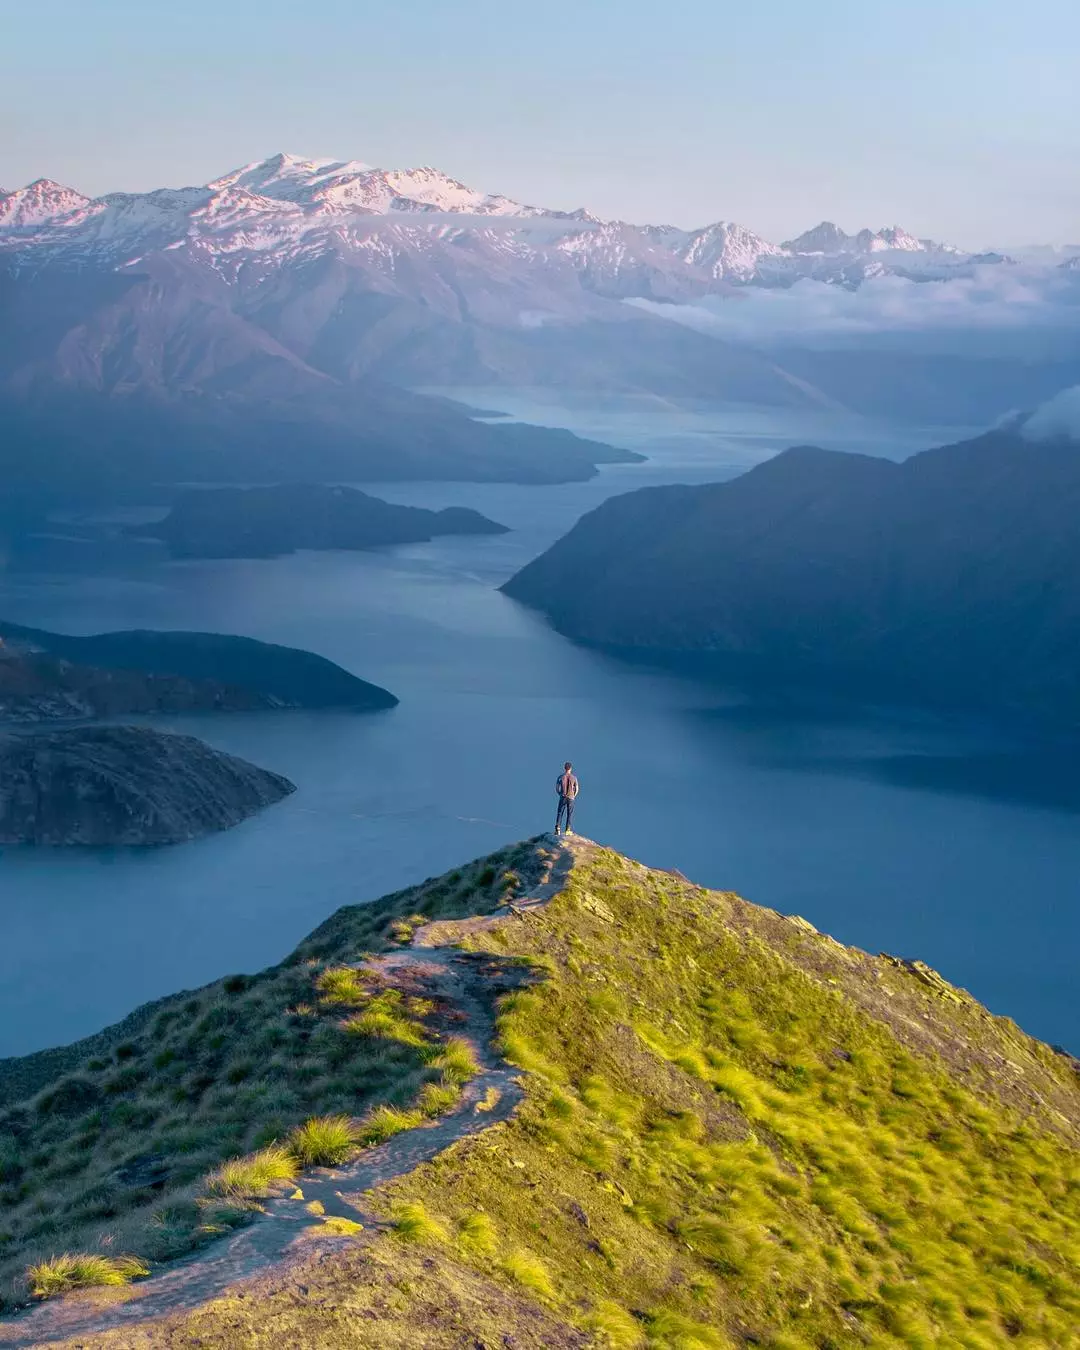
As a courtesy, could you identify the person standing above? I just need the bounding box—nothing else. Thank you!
[554,761,579,835]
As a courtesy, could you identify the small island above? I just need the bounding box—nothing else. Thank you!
[0,725,295,845]
[135,484,510,559]
[0,623,398,716]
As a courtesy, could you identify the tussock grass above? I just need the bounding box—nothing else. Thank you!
[27,1253,149,1299]
[0,844,519,1310]
[358,1105,423,1147]
[205,1144,297,1199]
[502,1248,555,1299]
[391,1201,449,1244]
[288,1115,362,1167]
[418,1080,461,1117]
[589,1300,646,1348]
[457,1210,498,1255]
[342,993,429,1048]
[368,845,1080,1349]
[429,1037,481,1085]
[314,966,366,1005]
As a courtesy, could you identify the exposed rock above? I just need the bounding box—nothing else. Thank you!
[881,954,965,1003]
[0,725,295,845]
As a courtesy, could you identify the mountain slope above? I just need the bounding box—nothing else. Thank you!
[1,152,1040,440]
[0,623,398,711]
[502,427,1080,724]
[0,837,1075,1345]
[0,725,295,845]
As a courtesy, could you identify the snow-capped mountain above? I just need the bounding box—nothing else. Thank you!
[0,152,987,295]
[2,151,1072,455]
[0,179,90,229]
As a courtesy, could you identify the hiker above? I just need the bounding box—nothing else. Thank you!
[554,761,579,836]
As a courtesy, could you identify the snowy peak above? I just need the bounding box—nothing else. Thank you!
[782,220,952,257]
[0,154,1009,297]
[856,225,926,253]
[204,156,540,219]
[680,220,787,279]
[0,178,89,229]
[208,153,373,201]
[781,221,851,254]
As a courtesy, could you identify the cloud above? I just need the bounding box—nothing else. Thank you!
[1021,384,1080,442]
[625,263,1080,360]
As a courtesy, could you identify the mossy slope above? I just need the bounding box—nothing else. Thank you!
[4,838,1080,1348]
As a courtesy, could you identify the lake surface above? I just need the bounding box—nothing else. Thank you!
[1,396,1076,1058]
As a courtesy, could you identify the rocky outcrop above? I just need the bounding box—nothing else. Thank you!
[136,483,509,559]
[0,725,295,845]
[0,622,398,714]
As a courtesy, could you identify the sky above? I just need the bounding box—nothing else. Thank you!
[2,0,1079,246]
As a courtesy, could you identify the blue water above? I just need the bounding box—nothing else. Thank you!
[1,398,1075,1057]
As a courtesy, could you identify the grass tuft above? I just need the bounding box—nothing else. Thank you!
[205,1144,297,1199]
[358,1105,423,1146]
[27,1253,149,1299]
[429,1037,481,1085]
[589,1300,647,1349]
[418,1080,462,1118]
[391,1201,449,1244]
[288,1115,362,1167]
[314,966,365,1005]
[457,1210,498,1255]
[502,1248,555,1299]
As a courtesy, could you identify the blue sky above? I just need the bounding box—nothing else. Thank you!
[3,0,1078,245]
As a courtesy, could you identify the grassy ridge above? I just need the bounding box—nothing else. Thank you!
[156,841,1078,1349]
[5,840,1080,1347]
[0,844,536,1310]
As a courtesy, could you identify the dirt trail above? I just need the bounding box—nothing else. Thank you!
[0,834,584,1349]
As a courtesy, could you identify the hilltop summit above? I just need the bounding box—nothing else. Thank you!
[1,836,1076,1343]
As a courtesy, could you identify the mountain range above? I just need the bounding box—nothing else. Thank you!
[3,153,1079,505]
[0,153,1024,289]
[502,422,1080,726]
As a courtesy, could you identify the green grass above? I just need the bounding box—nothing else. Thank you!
[457,1211,498,1255]
[205,1144,298,1199]
[313,966,366,1005]
[391,1201,449,1245]
[418,1080,462,1117]
[7,838,1079,1344]
[341,989,430,1047]
[428,1036,481,1085]
[27,1253,149,1299]
[502,1248,555,1299]
[0,844,527,1311]
[287,1115,362,1167]
[368,844,1080,1349]
[358,1105,423,1146]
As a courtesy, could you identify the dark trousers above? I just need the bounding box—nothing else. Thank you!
[555,795,575,833]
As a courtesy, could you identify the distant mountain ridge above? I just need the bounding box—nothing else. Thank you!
[0,153,988,290]
[502,425,1080,725]
[2,151,1076,478]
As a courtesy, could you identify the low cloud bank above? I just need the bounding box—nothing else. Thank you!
[1022,385,1080,441]
[627,263,1080,360]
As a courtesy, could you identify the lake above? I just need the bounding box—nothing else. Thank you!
[1,396,1077,1058]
